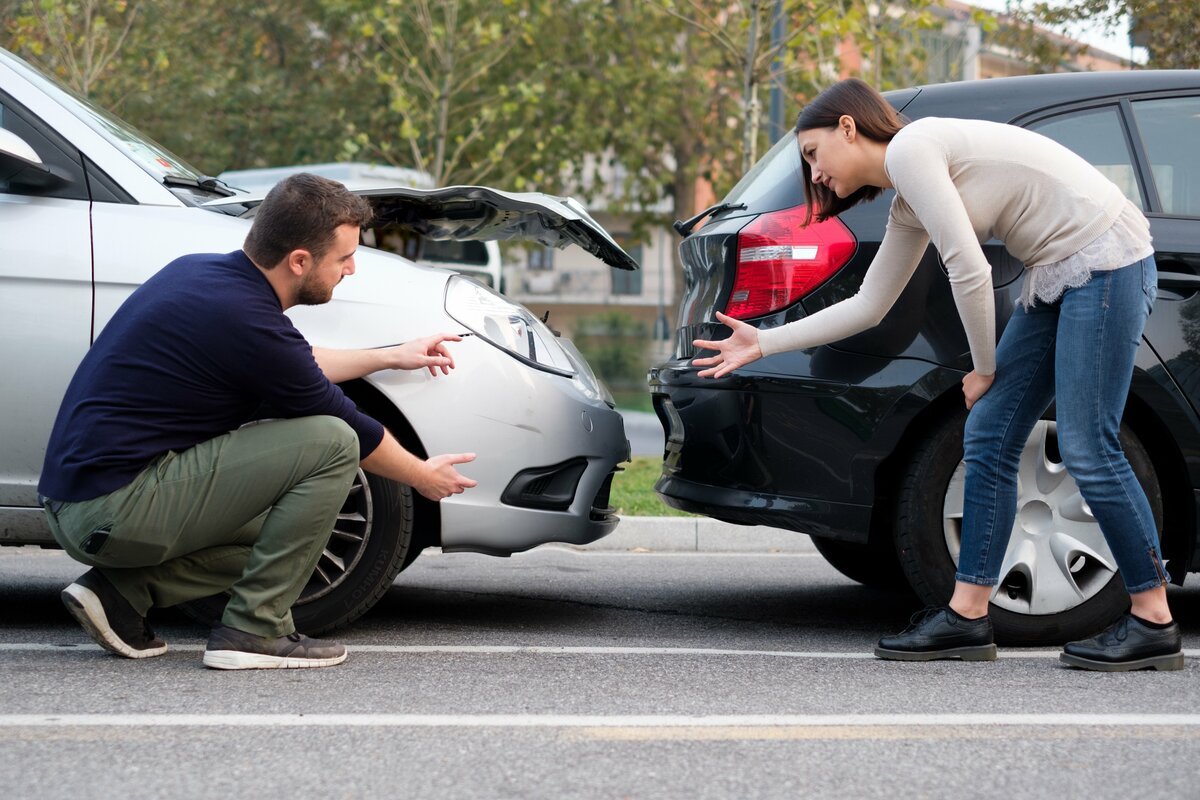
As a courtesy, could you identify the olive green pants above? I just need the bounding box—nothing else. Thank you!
[44,416,359,637]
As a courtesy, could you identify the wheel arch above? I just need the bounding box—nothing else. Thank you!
[1122,388,1193,579]
[339,378,441,548]
[870,370,1195,581]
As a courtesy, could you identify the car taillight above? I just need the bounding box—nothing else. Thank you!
[725,206,856,320]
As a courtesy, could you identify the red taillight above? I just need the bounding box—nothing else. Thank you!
[725,206,856,320]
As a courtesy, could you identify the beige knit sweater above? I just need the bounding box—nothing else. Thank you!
[756,117,1130,375]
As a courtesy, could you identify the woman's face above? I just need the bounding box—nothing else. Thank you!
[797,118,861,199]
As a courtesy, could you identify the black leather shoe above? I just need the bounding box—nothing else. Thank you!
[875,606,997,662]
[1060,614,1183,672]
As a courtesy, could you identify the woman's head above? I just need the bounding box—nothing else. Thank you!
[794,78,906,225]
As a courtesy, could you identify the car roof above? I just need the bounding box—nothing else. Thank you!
[891,70,1200,123]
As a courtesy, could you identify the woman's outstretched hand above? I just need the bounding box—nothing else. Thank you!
[692,311,763,378]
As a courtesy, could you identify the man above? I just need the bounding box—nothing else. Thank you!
[38,173,476,670]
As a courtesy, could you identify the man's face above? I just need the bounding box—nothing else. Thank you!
[297,224,360,306]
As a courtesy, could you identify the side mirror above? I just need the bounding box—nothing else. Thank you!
[0,128,67,190]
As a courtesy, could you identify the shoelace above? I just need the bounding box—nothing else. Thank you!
[1100,616,1130,645]
[901,606,945,633]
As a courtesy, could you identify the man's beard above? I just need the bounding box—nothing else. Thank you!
[296,274,334,306]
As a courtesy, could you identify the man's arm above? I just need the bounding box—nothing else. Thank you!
[361,430,477,501]
[313,333,462,383]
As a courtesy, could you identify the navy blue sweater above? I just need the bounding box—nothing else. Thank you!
[39,250,385,502]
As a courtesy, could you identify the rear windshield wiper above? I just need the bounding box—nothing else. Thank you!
[672,202,747,238]
[162,174,236,198]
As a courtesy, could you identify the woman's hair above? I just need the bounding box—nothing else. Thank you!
[794,78,906,225]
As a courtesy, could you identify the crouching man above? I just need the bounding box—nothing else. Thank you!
[38,173,476,670]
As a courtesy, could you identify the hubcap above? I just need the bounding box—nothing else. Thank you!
[942,421,1118,615]
[296,468,374,605]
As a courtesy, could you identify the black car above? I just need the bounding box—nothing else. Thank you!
[649,71,1200,644]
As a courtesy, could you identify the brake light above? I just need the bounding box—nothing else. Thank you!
[725,206,856,319]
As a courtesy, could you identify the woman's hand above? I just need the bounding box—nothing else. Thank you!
[692,312,763,378]
[962,370,995,410]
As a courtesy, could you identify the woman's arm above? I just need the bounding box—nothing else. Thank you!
[693,222,929,377]
[885,133,996,376]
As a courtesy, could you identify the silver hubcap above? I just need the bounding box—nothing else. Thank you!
[942,421,1118,615]
[297,468,374,605]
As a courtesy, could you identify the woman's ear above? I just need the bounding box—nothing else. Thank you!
[839,114,857,142]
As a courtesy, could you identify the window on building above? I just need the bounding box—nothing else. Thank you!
[528,245,555,271]
[611,237,644,296]
[1028,106,1143,209]
[1131,97,1200,217]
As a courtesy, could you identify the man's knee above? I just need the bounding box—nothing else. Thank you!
[307,416,359,467]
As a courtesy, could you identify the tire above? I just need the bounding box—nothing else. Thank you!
[812,535,911,591]
[894,407,1163,646]
[180,467,415,635]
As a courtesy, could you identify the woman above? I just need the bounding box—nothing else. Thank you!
[693,78,1181,671]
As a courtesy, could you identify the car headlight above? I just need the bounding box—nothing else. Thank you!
[444,275,610,404]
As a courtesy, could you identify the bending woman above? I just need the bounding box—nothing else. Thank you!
[693,78,1180,672]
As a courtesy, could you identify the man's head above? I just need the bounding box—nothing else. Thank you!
[243,173,374,306]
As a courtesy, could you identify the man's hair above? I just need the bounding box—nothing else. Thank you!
[794,78,907,226]
[243,173,374,268]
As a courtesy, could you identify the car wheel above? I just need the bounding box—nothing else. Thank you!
[811,535,911,591]
[179,467,415,635]
[894,408,1162,646]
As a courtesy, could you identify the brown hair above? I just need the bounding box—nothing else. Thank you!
[243,172,374,268]
[794,78,906,225]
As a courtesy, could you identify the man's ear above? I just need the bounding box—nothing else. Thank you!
[284,249,310,277]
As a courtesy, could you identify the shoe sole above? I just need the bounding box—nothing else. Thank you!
[1059,651,1184,672]
[874,644,997,662]
[202,649,348,670]
[61,584,167,659]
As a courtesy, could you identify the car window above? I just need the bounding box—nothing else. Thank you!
[421,238,489,266]
[1130,96,1200,217]
[722,132,806,214]
[0,95,88,200]
[1027,106,1143,210]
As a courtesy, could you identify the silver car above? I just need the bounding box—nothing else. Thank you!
[0,47,637,632]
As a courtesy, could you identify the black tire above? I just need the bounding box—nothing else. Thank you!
[894,407,1163,646]
[811,535,910,591]
[179,467,415,635]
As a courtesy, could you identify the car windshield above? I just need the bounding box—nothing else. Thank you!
[2,49,218,198]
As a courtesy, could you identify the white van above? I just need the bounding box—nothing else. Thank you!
[219,162,505,290]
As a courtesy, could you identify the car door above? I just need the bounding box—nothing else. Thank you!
[1125,94,1200,416]
[0,91,92,511]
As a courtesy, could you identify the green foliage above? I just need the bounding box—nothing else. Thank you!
[0,0,958,206]
[997,1,1200,70]
[611,456,695,517]
[572,311,650,392]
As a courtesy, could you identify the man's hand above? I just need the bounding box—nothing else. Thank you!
[377,333,462,376]
[691,312,763,378]
[313,333,462,383]
[962,370,995,411]
[413,452,478,501]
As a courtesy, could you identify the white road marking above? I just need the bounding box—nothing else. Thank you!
[0,713,1197,729]
[1,642,1196,659]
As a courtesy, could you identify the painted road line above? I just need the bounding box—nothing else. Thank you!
[0,713,1199,728]
[1,643,1197,659]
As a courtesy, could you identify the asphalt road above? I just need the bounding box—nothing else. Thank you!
[3,545,1199,799]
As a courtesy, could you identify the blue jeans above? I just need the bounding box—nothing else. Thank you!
[957,256,1167,594]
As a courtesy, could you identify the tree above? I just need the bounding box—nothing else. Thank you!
[1001,1,1200,69]
[341,0,566,188]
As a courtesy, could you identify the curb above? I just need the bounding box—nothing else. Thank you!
[576,516,816,553]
